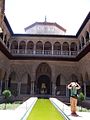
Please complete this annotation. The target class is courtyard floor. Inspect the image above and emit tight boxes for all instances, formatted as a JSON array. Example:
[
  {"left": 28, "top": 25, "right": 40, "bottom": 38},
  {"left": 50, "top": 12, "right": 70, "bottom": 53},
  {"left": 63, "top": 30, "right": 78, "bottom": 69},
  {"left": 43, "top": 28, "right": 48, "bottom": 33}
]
[
  {"left": 0, "top": 108, "right": 90, "bottom": 120},
  {"left": 0, "top": 98, "right": 90, "bottom": 120}
]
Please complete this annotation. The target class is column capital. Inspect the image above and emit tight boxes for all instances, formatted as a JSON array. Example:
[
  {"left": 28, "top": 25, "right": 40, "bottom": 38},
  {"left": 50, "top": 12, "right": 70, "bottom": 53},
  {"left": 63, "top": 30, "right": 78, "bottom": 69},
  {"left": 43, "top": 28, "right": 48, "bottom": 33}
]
[{"left": 31, "top": 80, "right": 35, "bottom": 83}]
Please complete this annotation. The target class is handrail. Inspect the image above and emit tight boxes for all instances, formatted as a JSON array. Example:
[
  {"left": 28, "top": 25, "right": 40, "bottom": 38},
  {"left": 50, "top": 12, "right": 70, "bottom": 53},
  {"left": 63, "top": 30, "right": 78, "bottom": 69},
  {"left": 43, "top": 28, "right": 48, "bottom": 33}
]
[{"left": 10, "top": 49, "right": 78, "bottom": 57}]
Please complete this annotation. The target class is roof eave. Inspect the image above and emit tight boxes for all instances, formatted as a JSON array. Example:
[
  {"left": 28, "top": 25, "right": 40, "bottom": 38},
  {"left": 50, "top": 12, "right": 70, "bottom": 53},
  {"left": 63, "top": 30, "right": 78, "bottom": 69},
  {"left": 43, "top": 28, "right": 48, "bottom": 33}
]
[{"left": 76, "top": 12, "right": 90, "bottom": 37}]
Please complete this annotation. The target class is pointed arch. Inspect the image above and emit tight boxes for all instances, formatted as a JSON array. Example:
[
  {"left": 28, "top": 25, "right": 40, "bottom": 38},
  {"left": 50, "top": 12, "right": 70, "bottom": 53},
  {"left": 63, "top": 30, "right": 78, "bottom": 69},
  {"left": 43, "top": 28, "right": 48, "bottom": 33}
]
[
  {"left": 20, "top": 73, "right": 31, "bottom": 94},
  {"left": 0, "top": 69, "right": 6, "bottom": 93},
  {"left": 36, "top": 62, "right": 51, "bottom": 79},
  {"left": 8, "top": 71, "right": 18, "bottom": 96},
  {"left": 56, "top": 74, "right": 66, "bottom": 96},
  {"left": 0, "top": 68, "right": 5, "bottom": 80},
  {"left": 85, "top": 72, "right": 89, "bottom": 84},
  {"left": 36, "top": 62, "right": 51, "bottom": 94},
  {"left": 85, "top": 72, "right": 90, "bottom": 97},
  {"left": 80, "top": 74, "right": 84, "bottom": 85},
  {"left": 80, "top": 74, "right": 84, "bottom": 93}
]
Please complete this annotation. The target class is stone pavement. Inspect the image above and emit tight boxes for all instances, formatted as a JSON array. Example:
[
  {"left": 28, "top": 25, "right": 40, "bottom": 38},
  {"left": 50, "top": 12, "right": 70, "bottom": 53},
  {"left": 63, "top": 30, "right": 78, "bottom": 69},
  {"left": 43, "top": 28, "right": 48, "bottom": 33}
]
[
  {"left": 68, "top": 112, "right": 90, "bottom": 120},
  {"left": 0, "top": 97, "right": 90, "bottom": 120},
  {"left": 0, "top": 97, "right": 37, "bottom": 120},
  {"left": 0, "top": 108, "right": 89, "bottom": 120},
  {"left": 0, "top": 110, "right": 15, "bottom": 120},
  {"left": 50, "top": 98, "right": 90, "bottom": 120}
]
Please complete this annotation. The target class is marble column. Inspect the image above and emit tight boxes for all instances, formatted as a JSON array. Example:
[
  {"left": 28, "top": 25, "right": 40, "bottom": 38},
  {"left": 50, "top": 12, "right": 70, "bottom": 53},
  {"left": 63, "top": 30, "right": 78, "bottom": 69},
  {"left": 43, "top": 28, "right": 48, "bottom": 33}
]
[
  {"left": 84, "top": 82, "right": 86, "bottom": 97},
  {"left": 66, "top": 85, "right": 69, "bottom": 97},
  {"left": 31, "top": 81, "right": 34, "bottom": 95},
  {"left": 34, "top": 44, "right": 36, "bottom": 54},
  {"left": 84, "top": 37, "right": 86, "bottom": 46},
  {"left": 0, "top": 80, "right": 2, "bottom": 95},
  {"left": 61, "top": 44, "right": 63, "bottom": 55},
  {"left": 18, "top": 82, "right": 21, "bottom": 95},
  {"left": 52, "top": 82, "right": 56, "bottom": 96},
  {"left": 51, "top": 65, "right": 55, "bottom": 96},
  {"left": 31, "top": 69, "right": 36, "bottom": 95},
  {"left": 5, "top": 80, "right": 8, "bottom": 89},
  {"left": 52, "top": 45, "right": 53, "bottom": 55}
]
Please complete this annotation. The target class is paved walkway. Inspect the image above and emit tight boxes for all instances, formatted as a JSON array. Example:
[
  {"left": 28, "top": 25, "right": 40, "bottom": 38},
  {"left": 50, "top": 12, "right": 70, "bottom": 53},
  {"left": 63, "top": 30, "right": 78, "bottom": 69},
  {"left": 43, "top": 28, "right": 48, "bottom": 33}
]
[
  {"left": 50, "top": 98, "right": 90, "bottom": 120},
  {"left": 0, "top": 97, "right": 37, "bottom": 120},
  {"left": 0, "top": 97, "right": 89, "bottom": 120},
  {"left": 0, "top": 108, "right": 89, "bottom": 120}
]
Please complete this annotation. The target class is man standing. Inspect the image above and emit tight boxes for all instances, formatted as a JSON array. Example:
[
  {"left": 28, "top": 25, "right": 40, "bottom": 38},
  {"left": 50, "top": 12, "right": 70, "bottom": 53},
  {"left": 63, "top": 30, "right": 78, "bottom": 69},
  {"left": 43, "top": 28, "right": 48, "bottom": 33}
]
[{"left": 67, "top": 82, "right": 81, "bottom": 116}]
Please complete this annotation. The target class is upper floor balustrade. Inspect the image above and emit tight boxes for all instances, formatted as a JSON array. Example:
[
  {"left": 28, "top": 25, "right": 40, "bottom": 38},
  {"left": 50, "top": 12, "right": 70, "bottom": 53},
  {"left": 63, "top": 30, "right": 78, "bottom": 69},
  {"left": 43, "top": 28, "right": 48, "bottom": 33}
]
[
  {"left": 10, "top": 49, "right": 77, "bottom": 57},
  {"left": 0, "top": 30, "right": 90, "bottom": 58}
]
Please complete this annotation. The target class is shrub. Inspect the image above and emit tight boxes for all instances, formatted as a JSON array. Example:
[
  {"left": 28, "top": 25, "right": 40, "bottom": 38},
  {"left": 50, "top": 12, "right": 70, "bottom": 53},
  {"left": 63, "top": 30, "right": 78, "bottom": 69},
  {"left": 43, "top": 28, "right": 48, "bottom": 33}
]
[
  {"left": 78, "top": 92, "right": 85, "bottom": 111},
  {"left": 2, "top": 89, "right": 11, "bottom": 109}
]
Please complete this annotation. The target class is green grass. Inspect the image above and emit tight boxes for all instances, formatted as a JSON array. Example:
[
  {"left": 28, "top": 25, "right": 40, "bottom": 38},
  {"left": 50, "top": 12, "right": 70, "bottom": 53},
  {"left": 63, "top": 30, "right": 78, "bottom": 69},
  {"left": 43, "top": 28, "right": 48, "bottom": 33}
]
[{"left": 27, "top": 99, "right": 65, "bottom": 120}]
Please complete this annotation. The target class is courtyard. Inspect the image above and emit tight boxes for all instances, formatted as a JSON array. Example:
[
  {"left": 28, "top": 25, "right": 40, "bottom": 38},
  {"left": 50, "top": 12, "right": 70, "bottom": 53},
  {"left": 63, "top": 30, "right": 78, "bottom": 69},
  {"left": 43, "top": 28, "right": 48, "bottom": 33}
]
[{"left": 0, "top": 97, "right": 90, "bottom": 120}]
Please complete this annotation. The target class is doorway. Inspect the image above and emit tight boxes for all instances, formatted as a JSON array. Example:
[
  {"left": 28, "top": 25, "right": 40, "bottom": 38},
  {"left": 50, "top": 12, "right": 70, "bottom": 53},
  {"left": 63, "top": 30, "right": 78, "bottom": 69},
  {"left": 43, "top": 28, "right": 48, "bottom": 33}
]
[
  {"left": 36, "top": 62, "right": 52, "bottom": 95},
  {"left": 37, "top": 75, "right": 51, "bottom": 94}
]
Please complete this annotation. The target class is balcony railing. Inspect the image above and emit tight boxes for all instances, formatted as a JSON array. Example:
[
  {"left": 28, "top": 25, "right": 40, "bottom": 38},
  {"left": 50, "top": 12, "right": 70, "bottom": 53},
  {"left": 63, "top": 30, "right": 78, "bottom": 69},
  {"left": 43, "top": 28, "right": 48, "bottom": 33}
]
[{"left": 10, "top": 49, "right": 78, "bottom": 57}]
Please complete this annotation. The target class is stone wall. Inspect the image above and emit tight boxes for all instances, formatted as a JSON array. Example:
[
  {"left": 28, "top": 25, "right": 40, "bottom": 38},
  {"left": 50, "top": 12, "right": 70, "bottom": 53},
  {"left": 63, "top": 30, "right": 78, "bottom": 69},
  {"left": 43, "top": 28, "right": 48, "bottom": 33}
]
[
  {"left": 0, "top": 51, "right": 10, "bottom": 79},
  {"left": 78, "top": 52, "right": 90, "bottom": 81},
  {"left": 8, "top": 59, "right": 79, "bottom": 96},
  {"left": 0, "top": 50, "right": 90, "bottom": 96}
]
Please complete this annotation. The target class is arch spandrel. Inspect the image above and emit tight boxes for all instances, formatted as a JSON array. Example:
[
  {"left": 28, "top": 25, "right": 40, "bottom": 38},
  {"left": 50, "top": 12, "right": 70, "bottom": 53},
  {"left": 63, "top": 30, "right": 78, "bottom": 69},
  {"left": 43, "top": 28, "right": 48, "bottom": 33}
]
[
  {"left": 36, "top": 62, "right": 51, "bottom": 80},
  {"left": 0, "top": 68, "right": 5, "bottom": 80}
]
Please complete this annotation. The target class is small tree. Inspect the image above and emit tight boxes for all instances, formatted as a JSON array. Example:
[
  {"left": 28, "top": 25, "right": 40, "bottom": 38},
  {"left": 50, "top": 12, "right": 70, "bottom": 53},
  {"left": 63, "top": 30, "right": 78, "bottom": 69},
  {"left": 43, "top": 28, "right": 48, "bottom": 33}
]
[
  {"left": 2, "top": 89, "right": 11, "bottom": 109},
  {"left": 78, "top": 92, "right": 85, "bottom": 111}
]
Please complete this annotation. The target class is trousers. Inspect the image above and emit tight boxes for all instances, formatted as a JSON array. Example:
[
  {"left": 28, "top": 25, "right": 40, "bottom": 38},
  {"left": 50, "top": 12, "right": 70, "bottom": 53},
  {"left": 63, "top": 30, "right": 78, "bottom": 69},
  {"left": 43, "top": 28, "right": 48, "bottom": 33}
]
[{"left": 70, "top": 97, "right": 77, "bottom": 113}]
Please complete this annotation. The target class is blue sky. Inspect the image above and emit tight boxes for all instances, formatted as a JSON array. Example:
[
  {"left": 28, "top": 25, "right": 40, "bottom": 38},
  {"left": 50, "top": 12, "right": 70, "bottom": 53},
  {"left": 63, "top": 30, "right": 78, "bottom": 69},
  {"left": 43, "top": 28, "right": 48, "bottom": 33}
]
[{"left": 5, "top": 0, "right": 90, "bottom": 35}]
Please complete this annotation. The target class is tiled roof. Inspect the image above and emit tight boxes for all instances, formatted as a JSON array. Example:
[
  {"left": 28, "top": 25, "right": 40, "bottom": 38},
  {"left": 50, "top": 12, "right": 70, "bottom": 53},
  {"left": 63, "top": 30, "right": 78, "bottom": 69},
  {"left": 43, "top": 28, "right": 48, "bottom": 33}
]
[{"left": 24, "top": 22, "right": 66, "bottom": 32}]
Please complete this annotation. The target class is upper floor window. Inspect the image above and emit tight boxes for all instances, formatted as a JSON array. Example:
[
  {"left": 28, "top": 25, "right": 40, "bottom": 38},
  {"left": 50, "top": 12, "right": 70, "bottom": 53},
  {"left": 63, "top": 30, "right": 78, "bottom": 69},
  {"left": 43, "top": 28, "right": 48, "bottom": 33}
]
[
  {"left": 19, "top": 41, "right": 26, "bottom": 49},
  {"left": 36, "top": 41, "right": 43, "bottom": 50},
  {"left": 27, "top": 41, "right": 34, "bottom": 50},
  {"left": 81, "top": 36, "right": 85, "bottom": 47},
  {"left": 11, "top": 41, "right": 18, "bottom": 49},
  {"left": 44, "top": 41, "right": 52, "bottom": 50},
  {"left": 62, "top": 42, "right": 69, "bottom": 51},
  {"left": 53, "top": 42, "right": 61, "bottom": 50},
  {"left": 85, "top": 31, "right": 89, "bottom": 42},
  {"left": 79, "top": 42, "right": 81, "bottom": 51},
  {"left": 70, "top": 42, "right": 77, "bottom": 51}
]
